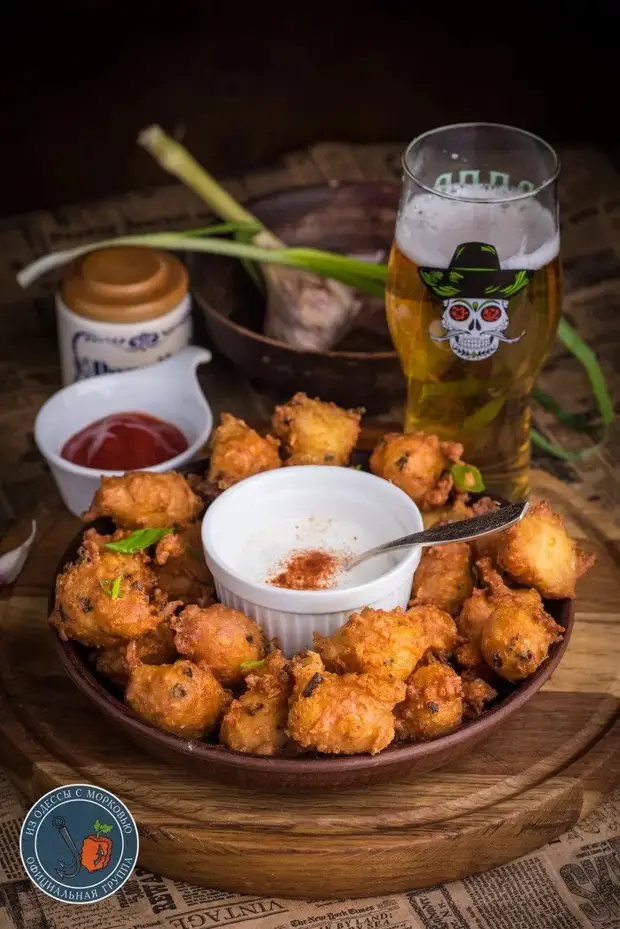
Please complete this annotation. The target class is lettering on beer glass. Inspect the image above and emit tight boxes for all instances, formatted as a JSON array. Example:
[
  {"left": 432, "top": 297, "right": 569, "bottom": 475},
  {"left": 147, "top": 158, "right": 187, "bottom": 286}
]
[
  {"left": 419, "top": 242, "right": 532, "bottom": 362},
  {"left": 434, "top": 171, "right": 535, "bottom": 192}
]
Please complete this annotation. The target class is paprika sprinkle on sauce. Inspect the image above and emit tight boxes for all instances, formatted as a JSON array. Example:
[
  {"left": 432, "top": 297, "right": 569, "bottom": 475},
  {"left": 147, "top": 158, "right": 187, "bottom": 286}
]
[
  {"left": 267, "top": 548, "right": 344, "bottom": 590},
  {"left": 61, "top": 412, "right": 188, "bottom": 470}
]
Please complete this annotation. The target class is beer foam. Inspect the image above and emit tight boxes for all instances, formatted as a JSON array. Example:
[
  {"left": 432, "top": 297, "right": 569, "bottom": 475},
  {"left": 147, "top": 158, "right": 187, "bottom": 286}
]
[{"left": 396, "top": 184, "right": 559, "bottom": 271}]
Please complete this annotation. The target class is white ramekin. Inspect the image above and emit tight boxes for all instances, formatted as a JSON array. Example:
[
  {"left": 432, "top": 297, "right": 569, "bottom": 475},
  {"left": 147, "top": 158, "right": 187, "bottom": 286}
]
[
  {"left": 201, "top": 466, "right": 423, "bottom": 656},
  {"left": 34, "top": 346, "right": 213, "bottom": 518}
]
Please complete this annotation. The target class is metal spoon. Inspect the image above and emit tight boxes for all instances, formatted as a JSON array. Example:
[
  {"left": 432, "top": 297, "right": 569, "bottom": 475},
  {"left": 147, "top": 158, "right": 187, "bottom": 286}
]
[{"left": 346, "top": 501, "right": 528, "bottom": 571}]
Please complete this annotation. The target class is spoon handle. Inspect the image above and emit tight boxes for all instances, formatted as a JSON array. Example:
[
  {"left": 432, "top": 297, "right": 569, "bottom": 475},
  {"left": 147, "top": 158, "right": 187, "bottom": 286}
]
[{"left": 348, "top": 501, "right": 528, "bottom": 569}]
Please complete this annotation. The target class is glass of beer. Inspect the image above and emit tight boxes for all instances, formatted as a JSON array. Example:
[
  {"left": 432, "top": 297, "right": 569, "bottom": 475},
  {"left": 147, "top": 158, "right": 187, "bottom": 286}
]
[{"left": 386, "top": 123, "right": 561, "bottom": 501}]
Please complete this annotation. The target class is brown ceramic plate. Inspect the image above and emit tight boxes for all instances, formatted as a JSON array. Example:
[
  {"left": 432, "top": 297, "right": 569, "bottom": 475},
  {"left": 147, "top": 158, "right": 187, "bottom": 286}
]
[
  {"left": 191, "top": 182, "right": 404, "bottom": 412},
  {"left": 49, "top": 458, "right": 573, "bottom": 791}
]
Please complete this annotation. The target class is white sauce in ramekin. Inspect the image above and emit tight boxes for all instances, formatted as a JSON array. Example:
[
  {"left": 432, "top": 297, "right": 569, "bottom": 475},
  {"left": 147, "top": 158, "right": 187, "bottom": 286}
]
[{"left": 240, "top": 515, "right": 400, "bottom": 589}]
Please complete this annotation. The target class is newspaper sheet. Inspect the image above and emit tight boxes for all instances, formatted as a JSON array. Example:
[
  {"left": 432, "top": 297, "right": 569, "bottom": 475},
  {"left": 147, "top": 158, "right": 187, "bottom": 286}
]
[{"left": 0, "top": 771, "right": 618, "bottom": 929}]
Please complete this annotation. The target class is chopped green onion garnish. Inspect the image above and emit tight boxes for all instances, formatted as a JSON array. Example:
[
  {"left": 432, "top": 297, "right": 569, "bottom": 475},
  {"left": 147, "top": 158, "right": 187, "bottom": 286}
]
[
  {"left": 451, "top": 463, "right": 485, "bottom": 494},
  {"left": 100, "top": 576, "right": 123, "bottom": 600},
  {"left": 105, "top": 528, "right": 173, "bottom": 554},
  {"left": 188, "top": 545, "right": 203, "bottom": 563},
  {"left": 239, "top": 659, "right": 266, "bottom": 672}
]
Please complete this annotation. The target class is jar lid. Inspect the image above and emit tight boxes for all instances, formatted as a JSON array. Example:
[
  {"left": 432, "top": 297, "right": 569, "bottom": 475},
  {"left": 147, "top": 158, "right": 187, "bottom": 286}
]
[{"left": 60, "top": 247, "right": 189, "bottom": 323}]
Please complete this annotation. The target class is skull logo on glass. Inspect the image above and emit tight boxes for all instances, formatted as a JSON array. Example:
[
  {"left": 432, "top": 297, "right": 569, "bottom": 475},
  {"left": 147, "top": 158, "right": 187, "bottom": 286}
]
[
  {"left": 435, "top": 297, "right": 519, "bottom": 361},
  {"left": 420, "top": 242, "right": 533, "bottom": 362}
]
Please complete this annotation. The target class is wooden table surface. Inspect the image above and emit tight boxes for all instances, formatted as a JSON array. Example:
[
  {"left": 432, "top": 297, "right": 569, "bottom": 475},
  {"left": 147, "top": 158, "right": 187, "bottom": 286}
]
[{"left": 0, "top": 140, "right": 618, "bottom": 536}]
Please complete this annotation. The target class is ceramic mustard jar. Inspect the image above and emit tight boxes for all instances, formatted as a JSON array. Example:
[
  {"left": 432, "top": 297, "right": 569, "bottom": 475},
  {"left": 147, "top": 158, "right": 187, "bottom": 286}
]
[{"left": 56, "top": 246, "right": 192, "bottom": 385}]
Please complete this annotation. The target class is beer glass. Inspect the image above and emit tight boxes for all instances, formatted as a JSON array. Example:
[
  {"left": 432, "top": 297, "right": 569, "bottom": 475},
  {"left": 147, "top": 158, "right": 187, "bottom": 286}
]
[{"left": 386, "top": 123, "right": 561, "bottom": 501}]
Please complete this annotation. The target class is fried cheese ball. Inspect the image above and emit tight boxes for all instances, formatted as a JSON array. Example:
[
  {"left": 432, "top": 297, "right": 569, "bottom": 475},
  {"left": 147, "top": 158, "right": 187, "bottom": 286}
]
[
  {"left": 396, "top": 662, "right": 463, "bottom": 741},
  {"left": 495, "top": 500, "right": 596, "bottom": 599},
  {"left": 458, "top": 558, "right": 513, "bottom": 639},
  {"left": 95, "top": 620, "right": 177, "bottom": 688},
  {"left": 208, "top": 413, "right": 281, "bottom": 490},
  {"left": 81, "top": 526, "right": 130, "bottom": 549},
  {"left": 455, "top": 557, "right": 543, "bottom": 668},
  {"left": 481, "top": 595, "right": 564, "bottom": 681},
  {"left": 456, "top": 586, "right": 496, "bottom": 668},
  {"left": 422, "top": 496, "right": 500, "bottom": 551},
  {"left": 369, "top": 431, "right": 463, "bottom": 510},
  {"left": 288, "top": 652, "right": 405, "bottom": 755},
  {"left": 314, "top": 607, "right": 428, "bottom": 681},
  {"left": 50, "top": 540, "right": 171, "bottom": 647},
  {"left": 422, "top": 494, "right": 474, "bottom": 529},
  {"left": 83, "top": 470, "right": 202, "bottom": 528},
  {"left": 154, "top": 524, "right": 214, "bottom": 606},
  {"left": 411, "top": 542, "right": 473, "bottom": 616},
  {"left": 460, "top": 672, "right": 498, "bottom": 719},
  {"left": 219, "top": 650, "right": 291, "bottom": 756},
  {"left": 171, "top": 603, "right": 265, "bottom": 687},
  {"left": 407, "top": 603, "right": 459, "bottom": 658},
  {"left": 271, "top": 392, "right": 363, "bottom": 466},
  {"left": 125, "top": 651, "right": 229, "bottom": 739},
  {"left": 468, "top": 497, "right": 502, "bottom": 560}
]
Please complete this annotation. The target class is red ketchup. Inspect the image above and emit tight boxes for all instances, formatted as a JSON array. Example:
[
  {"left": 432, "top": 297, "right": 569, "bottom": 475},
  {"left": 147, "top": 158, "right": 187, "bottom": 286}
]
[{"left": 61, "top": 412, "right": 188, "bottom": 470}]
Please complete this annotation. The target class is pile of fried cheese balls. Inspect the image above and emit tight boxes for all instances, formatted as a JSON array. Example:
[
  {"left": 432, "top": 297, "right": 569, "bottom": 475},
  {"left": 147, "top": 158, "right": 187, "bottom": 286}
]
[{"left": 51, "top": 392, "right": 595, "bottom": 757}]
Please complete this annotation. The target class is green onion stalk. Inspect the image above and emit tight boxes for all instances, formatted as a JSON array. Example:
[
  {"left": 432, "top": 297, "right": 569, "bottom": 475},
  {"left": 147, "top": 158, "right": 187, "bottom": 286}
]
[
  {"left": 16, "top": 131, "right": 613, "bottom": 462},
  {"left": 137, "top": 126, "right": 367, "bottom": 351},
  {"left": 17, "top": 227, "right": 386, "bottom": 297}
]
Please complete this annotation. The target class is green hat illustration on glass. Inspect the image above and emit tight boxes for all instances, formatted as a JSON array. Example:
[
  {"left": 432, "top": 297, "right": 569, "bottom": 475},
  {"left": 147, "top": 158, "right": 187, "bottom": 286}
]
[
  {"left": 419, "top": 242, "right": 534, "bottom": 299},
  {"left": 419, "top": 242, "right": 532, "bottom": 362}
]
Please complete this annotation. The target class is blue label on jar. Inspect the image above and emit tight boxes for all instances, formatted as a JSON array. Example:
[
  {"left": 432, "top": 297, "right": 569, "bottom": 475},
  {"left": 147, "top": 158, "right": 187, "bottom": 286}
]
[{"left": 71, "top": 316, "right": 189, "bottom": 381}]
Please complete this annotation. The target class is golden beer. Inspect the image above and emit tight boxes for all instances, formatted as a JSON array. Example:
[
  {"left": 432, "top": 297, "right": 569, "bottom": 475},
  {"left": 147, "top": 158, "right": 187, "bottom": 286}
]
[{"left": 387, "top": 126, "right": 561, "bottom": 501}]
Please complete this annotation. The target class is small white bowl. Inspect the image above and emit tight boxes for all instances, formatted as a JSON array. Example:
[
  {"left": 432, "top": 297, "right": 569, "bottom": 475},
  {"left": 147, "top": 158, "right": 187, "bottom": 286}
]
[
  {"left": 34, "top": 346, "right": 213, "bottom": 518},
  {"left": 201, "top": 465, "right": 423, "bottom": 656}
]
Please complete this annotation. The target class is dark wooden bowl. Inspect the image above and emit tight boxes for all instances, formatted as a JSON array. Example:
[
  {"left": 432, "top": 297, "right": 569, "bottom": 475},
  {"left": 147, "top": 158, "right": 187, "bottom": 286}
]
[
  {"left": 49, "top": 459, "right": 574, "bottom": 792},
  {"left": 191, "top": 182, "right": 404, "bottom": 412}
]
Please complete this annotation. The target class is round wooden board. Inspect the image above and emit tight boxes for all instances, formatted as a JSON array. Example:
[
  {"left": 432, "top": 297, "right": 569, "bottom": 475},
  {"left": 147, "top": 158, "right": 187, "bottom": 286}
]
[{"left": 0, "top": 469, "right": 619, "bottom": 900}]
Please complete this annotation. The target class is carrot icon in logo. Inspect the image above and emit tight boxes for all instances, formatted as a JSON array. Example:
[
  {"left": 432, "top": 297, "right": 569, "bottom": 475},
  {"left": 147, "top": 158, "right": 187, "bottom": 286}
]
[
  {"left": 81, "top": 821, "right": 114, "bottom": 872},
  {"left": 52, "top": 816, "right": 114, "bottom": 878}
]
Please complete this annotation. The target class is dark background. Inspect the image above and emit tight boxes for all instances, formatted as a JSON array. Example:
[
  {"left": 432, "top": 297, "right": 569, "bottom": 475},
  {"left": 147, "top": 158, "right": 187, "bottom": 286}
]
[{"left": 2, "top": 4, "right": 612, "bottom": 217}]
